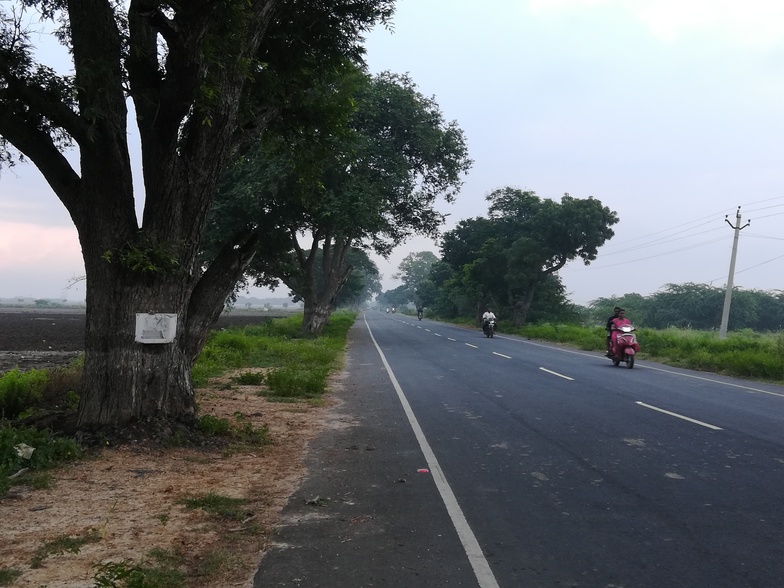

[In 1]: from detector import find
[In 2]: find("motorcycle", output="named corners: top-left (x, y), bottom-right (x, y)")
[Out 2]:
top-left (417, 309), bottom-right (423, 321)
top-left (609, 325), bottom-right (639, 368)
top-left (483, 318), bottom-right (496, 338)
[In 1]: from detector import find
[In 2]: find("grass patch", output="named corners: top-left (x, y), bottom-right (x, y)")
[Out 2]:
top-left (30, 528), bottom-right (100, 568)
top-left (92, 550), bottom-right (186, 588)
top-left (1, 425), bottom-right (83, 496)
top-left (0, 368), bottom-right (48, 420)
top-left (0, 568), bottom-right (22, 586)
top-left (193, 549), bottom-right (244, 578)
top-left (177, 491), bottom-right (251, 521)
top-left (232, 371), bottom-right (265, 385)
top-left (511, 323), bottom-right (784, 383)
top-left (194, 311), bottom-right (356, 400)
top-left (197, 414), bottom-right (270, 446)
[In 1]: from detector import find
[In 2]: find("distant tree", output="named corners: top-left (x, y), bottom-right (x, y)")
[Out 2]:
top-left (211, 70), bottom-right (471, 333)
top-left (330, 249), bottom-right (382, 309)
top-left (377, 285), bottom-right (411, 309)
top-left (394, 251), bottom-right (439, 306)
top-left (440, 217), bottom-right (501, 320)
top-left (486, 188), bottom-right (619, 326)
top-left (441, 189), bottom-right (618, 326)
top-left (646, 283), bottom-right (724, 329)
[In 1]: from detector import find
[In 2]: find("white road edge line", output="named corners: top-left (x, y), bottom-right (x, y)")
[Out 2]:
top-left (539, 367), bottom-right (574, 381)
top-left (636, 401), bottom-right (723, 430)
top-left (364, 316), bottom-right (500, 588)
top-left (493, 352), bottom-right (512, 359)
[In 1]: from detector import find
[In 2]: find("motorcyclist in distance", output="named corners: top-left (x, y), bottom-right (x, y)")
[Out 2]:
top-left (482, 307), bottom-right (496, 333)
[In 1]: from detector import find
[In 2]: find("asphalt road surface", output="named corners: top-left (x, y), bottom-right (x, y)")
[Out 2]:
top-left (253, 311), bottom-right (784, 587)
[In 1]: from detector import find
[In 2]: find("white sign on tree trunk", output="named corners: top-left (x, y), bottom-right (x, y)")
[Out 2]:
top-left (135, 313), bottom-right (177, 344)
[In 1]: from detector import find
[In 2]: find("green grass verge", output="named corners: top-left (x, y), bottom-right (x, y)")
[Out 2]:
top-left (193, 311), bottom-right (356, 400)
top-left (510, 323), bottom-right (784, 382)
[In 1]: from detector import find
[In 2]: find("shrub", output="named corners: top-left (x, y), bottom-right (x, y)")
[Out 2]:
top-left (0, 426), bottom-right (82, 495)
top-left (0, 369), bottom-right (48, 419)
top-left (265, 366), bottom-right (329, 399)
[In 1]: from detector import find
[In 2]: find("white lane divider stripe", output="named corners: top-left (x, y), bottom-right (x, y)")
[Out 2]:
top-left (539, 367), bottom-right (574, 381)
top-left (364, 316), bottom-right (500, 588)
top-left (493, 352), bottom-right (512, 359)
top-left (636, 401), bottom-right (723, 430)
top-left (465, 343), bottom-right (478, 349)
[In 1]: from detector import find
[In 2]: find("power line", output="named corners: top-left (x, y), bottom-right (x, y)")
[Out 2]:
top-left (706, 253), bottom-right (784, 284)
top-left (579, 236), bottom-right (728, 270)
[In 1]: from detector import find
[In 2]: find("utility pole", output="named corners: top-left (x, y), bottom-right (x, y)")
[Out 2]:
top-left (719, 207), bottom-right (750, 339)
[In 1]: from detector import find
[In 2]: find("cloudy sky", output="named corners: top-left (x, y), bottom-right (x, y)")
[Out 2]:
top-left (1, 0), bottom-right (783, 304)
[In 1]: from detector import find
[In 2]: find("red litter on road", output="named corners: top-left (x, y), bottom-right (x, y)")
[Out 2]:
top-left (417, 468), bottom-right (429, 473)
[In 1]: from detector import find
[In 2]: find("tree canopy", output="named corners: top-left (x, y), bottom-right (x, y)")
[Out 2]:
top-left (440, 188), bottom-right (618, 325)
top-left (0, 1), bottom-right (394, 428)
top-left (209, 68), bottom-right (471, 333)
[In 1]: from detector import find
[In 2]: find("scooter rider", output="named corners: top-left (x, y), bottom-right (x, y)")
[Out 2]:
top-left (609, 309), bottom-right (632, 356)
top-left (605, 306), bottom-right (621, 356)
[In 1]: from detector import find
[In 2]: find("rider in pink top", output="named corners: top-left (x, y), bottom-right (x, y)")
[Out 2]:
top-left (610, 310), bottom-right (636, 355)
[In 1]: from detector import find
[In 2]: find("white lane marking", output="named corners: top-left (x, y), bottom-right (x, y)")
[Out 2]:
top-left (448, 338), bottom-right (457, 341)
top-left (425, 329), bottom-right (432, 332)
top-left (434, 333), bottom-right (442, 337)
top-left (636, 401), bottom-right (723, 430)
top-left (466, 343), bottom-right (478, 349)
top-left (539, 367), bottom-right (574, 381)
top-left (640, 365), bottom-right (784, 398)
top-left (364, 316), bottom-right (500, 588)
top-left (500, 338), bottom-right (784, 398)
top-left (493, 352), bottom-right (512, 359)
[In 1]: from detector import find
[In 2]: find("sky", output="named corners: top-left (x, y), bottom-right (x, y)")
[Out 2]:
top-left (1, 0), bottom-right (784, 304)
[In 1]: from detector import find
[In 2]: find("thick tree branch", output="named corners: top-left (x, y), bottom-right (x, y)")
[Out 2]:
top-left (0, 109), bottom-right (80, 209)
top-left (185, 228), bottom-right (262, 359)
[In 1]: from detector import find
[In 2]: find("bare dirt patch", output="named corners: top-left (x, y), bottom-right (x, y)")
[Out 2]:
top-left (0, 310), bottom-right (340, 587)
top-left (2, 373), bottom-right (337, 587)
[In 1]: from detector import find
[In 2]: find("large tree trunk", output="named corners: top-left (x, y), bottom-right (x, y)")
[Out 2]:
top-left (62, 3), bottom-right (276, 429)
top-left (80, 293), bottom-right (197, 427)
top-left (77, 229), bottom-right (261, 428)
top-left (285, 236), bottom-right (353, 335)
top-left (302, 299), bottom-right (332, 336)
top-left (511, 286), bottom-right (538, 327)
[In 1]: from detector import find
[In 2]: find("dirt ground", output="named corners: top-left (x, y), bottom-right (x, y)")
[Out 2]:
top-left (0, 309), bottom-right (344, 587)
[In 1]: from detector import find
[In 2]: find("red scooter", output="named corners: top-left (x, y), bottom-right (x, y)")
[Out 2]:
top-left (609, 325), bottom-right (639, 368)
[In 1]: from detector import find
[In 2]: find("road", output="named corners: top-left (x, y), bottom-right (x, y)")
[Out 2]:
top-left (254, 311), bottom-right (784, 587)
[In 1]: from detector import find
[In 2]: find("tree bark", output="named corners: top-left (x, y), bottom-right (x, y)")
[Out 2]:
top-left (66, 2), bottom-right (277, 429)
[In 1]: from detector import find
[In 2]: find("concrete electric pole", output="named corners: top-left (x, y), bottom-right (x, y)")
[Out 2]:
top-left (719, 207), bottom-right (750, 339)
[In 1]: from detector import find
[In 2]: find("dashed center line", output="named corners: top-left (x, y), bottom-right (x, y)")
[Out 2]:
top-left (465, 343), bottom-right (478, 349)
top-left (493, 352), bottom-right (512, 359)
top-left (539, 367), bottom-right (574, 381)
top-left (636, 401), bottom-right (723, 430)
